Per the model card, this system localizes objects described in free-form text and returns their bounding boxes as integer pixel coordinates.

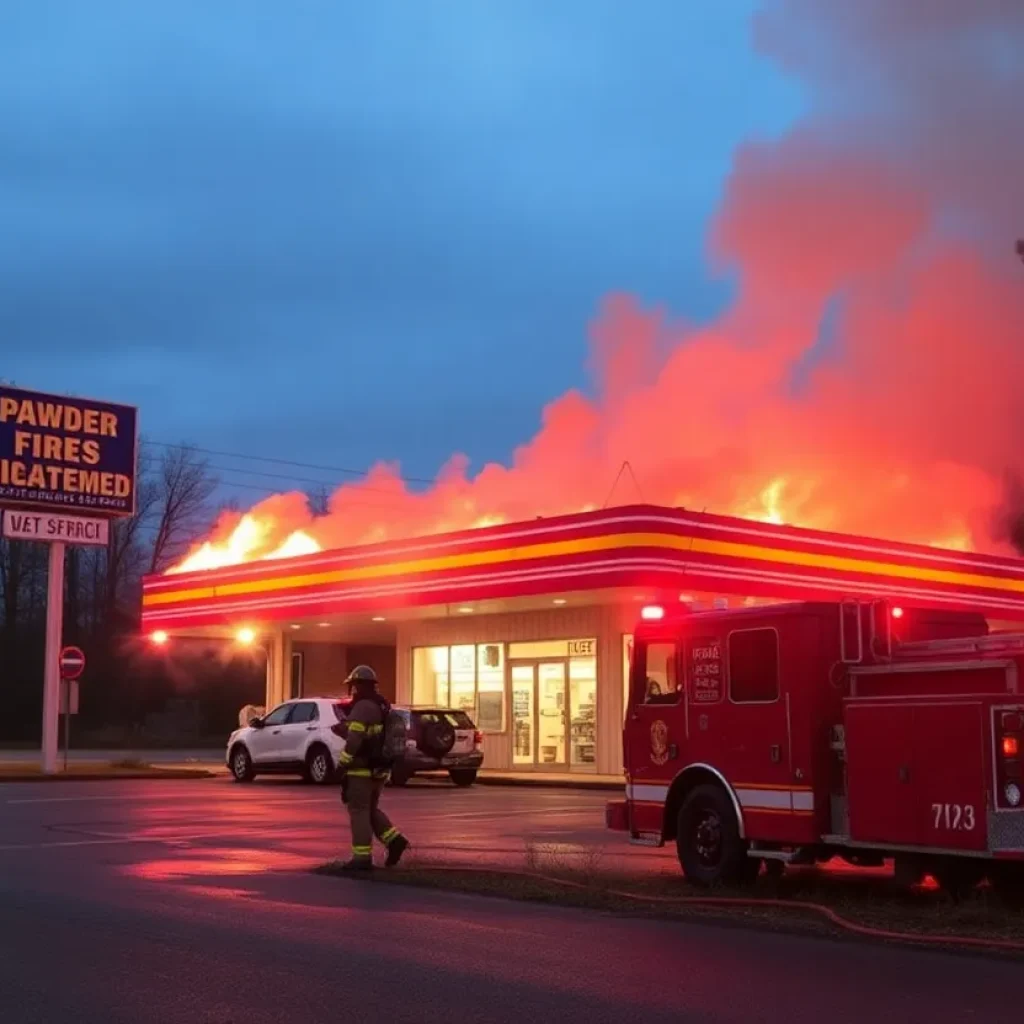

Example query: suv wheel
[449,769,477,787]
[304,745,334,785]
[230,745,255,783]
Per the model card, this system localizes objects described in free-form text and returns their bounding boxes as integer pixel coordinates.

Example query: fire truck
[606,599,1024,895]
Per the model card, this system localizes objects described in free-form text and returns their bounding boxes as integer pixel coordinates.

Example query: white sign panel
[2,509,109,546]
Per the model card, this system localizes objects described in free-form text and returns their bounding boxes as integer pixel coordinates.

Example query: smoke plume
[172,0,1024,572]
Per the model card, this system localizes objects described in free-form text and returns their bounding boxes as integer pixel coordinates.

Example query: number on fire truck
[931,803,976,832]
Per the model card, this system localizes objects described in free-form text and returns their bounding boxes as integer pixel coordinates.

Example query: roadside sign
[0,384,138,517]
[59,645,86,680]
[0,385,138,776]
[2,509,110,546]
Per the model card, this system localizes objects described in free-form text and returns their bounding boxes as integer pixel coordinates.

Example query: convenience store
[140,504,1024,778]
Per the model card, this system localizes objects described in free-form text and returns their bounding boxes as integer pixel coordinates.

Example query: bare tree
[99,444,159,617]
[0,537,27,635]
[146,444,219,574]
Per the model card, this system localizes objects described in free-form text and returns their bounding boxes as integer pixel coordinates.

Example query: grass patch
[315,843,1024,956]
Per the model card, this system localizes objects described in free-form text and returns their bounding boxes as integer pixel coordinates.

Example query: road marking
[3,792,325,806]
[0,825,315,851]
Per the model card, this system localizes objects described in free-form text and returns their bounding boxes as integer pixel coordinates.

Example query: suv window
[262,704,293,726]
[288,702,319,724]
[415,709,476,729]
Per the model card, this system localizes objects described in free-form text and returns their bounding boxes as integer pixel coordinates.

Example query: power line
[143,439,437,487]
[204,463,418,505]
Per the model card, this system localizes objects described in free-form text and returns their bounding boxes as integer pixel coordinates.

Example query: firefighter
[337,664,410,871]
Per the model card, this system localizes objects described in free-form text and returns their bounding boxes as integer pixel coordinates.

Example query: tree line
[0,443,262,746]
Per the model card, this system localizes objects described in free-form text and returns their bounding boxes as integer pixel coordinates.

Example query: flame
[168,516,322,574]
[264,531,320,561]
[167,470,978,576]
[744,477,788,527]
[165,1,1023,577]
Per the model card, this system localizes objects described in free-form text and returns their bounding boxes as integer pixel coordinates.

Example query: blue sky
[0,1,803,501]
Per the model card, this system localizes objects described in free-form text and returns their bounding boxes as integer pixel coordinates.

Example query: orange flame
[168,515,321,574]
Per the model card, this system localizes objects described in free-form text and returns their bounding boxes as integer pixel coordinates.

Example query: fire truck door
[713,628,796,829]
[626,638,683,833]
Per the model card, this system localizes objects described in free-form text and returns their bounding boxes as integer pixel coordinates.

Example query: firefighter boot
[384,833,410,867]
[338,845,374,872]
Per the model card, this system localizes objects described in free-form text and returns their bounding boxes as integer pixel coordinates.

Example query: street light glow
[236,627,256,646]
[150,630,169,646]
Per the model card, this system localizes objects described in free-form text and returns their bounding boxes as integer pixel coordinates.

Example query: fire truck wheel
[676,784,748,886]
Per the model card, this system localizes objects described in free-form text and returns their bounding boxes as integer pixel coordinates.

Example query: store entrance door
[510,660,568,770]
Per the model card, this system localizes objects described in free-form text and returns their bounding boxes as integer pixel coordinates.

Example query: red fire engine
[606,599,1024,896]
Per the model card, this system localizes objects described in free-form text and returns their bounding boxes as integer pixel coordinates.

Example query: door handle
[899,765,910,783]
[272,729,281,734]
[306,726,316,731]
[770,745,781,764]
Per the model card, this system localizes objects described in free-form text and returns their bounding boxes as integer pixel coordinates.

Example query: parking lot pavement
[2,775,1021,1024]
[0,774,667,874]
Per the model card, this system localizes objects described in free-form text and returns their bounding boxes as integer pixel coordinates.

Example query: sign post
[0,385,138,774]
[41,544,66,774]
[59,646,85,772]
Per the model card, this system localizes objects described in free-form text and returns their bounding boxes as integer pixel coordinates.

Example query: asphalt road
[1,776,1020,1023]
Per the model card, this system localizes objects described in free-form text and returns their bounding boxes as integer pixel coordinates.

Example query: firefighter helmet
[345,664,378,689]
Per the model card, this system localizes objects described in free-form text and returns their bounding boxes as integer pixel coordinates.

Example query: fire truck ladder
[894,632,1024,659]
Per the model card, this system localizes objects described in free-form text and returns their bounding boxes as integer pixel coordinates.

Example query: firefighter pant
[344,773,402,861]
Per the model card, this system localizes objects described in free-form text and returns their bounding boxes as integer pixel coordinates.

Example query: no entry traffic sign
[59,645,86,681]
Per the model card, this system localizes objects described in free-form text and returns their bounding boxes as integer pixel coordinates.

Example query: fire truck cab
[607,599,1024,894]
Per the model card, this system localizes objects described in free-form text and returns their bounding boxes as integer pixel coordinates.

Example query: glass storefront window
[412,646,449,706]
[411,642,506,732]
[507,638,597,771]
[508,638,596,660]
[477,643,504,732]
[568,655,596,767]
[450,645,476,714]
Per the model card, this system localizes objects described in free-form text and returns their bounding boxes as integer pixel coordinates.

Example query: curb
[0,769,217,783]
[473,774,622,791]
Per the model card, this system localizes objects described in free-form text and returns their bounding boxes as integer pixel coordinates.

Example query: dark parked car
[330,700,484,786]
[390,707,485,786]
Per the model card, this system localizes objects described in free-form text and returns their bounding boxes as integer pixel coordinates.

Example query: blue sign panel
[0,386,138,517]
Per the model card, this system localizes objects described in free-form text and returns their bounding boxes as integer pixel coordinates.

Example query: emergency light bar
[640,605,664,621]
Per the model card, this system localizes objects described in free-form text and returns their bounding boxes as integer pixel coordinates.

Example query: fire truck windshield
[638,640,680,706]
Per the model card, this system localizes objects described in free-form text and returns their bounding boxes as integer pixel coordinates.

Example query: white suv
[227,697,347,785]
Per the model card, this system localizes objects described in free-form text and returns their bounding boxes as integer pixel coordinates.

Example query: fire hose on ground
[398,863,1024,954]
